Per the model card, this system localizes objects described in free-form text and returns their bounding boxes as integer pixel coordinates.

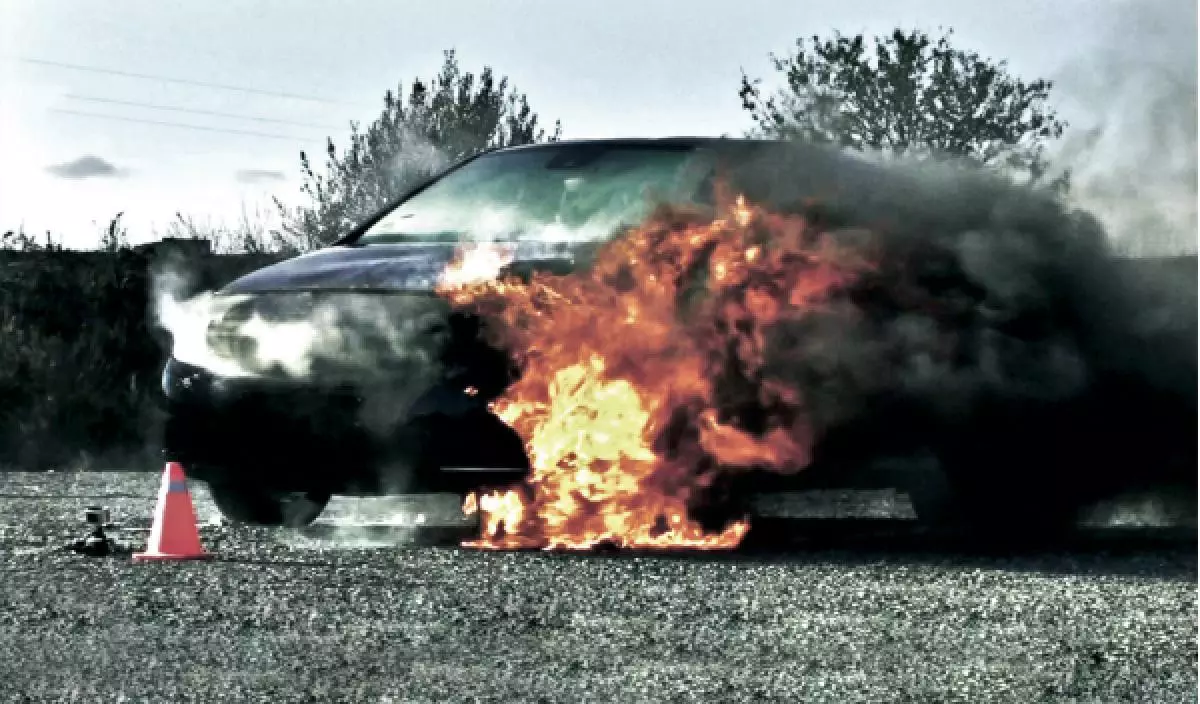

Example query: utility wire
[63,94,343,130]
[50,108,322,142]
[13,56,372,108]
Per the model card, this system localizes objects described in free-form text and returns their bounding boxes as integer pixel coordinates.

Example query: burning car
[159,137,1197,546]
[161,138,736,527]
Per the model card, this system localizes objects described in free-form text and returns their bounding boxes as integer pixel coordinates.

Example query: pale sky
[0,0,1195,253]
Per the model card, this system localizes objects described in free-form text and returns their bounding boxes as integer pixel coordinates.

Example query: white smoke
[1049,0,1198,257]
[153,285,460,447]
[279,495,476,548]
[1080,489,1197,528]
[389,123,452,178]
[148,244,449,385]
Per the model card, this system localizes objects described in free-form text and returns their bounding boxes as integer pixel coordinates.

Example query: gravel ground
[0,472,1195,703]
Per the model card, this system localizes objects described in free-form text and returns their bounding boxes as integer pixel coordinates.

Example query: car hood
[222,241,582,294]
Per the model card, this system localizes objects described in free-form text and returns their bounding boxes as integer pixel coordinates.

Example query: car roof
[489,136,782,154]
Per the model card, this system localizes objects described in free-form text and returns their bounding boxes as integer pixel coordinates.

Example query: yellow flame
[437,242,516,290]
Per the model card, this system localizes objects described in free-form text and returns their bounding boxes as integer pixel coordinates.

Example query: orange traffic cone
[133,462,212,561]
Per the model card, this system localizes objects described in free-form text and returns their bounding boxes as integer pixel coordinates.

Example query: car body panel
[160,136,1198,514]
[221,243,458,294]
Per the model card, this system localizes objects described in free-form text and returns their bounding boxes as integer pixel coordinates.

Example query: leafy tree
[275,50,561,252]
[739,29,1068,187]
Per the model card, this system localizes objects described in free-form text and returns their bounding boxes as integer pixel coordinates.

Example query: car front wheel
[208,482,330,528]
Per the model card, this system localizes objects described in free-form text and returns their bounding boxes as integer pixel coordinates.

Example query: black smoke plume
[709,141,1197,524]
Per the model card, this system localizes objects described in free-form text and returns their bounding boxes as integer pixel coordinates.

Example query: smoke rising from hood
[153,272,467,440]
[151,121,456,387]
[1048,0,1198,257]
[155,288,448,382]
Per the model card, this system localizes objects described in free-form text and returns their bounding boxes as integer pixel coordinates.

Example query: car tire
[873,455,956,526]
[904,474,957,527]
[209,483,331,528]
[920,454,1082,545]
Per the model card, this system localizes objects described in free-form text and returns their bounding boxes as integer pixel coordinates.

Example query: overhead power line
[14,56,373,108]
[50,108,322,142]
[63,94,343,130]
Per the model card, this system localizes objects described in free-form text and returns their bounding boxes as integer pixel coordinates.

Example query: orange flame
[441,195,871,550]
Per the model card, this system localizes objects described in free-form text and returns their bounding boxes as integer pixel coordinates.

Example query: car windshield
[357,143,714,245]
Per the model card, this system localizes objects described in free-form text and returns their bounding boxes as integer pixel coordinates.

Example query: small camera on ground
[84,506,111,527]
[69,506,117,557]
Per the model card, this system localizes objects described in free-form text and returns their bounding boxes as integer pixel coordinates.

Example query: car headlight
[162,358,203,400]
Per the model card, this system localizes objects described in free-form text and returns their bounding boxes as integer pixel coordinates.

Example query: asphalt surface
[0,472,1195,703]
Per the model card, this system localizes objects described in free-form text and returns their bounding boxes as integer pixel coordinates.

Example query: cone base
[132,551,213,562]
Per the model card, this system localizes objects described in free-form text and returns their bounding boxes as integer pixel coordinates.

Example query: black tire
[889,453,1081,545]
[922,460,1082,545]
[905,474,957,527]
[209,483,330,528]
[873,455,956,526]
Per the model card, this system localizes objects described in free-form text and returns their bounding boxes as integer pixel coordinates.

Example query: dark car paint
[221,243,460,294]
[221,242,589,294]
[162,356,530,496]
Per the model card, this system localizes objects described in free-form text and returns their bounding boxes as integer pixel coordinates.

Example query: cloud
[46,155,125,180]
[236,169,287,184]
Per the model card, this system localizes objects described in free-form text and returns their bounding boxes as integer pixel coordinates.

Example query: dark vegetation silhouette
[0,232,279,469]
